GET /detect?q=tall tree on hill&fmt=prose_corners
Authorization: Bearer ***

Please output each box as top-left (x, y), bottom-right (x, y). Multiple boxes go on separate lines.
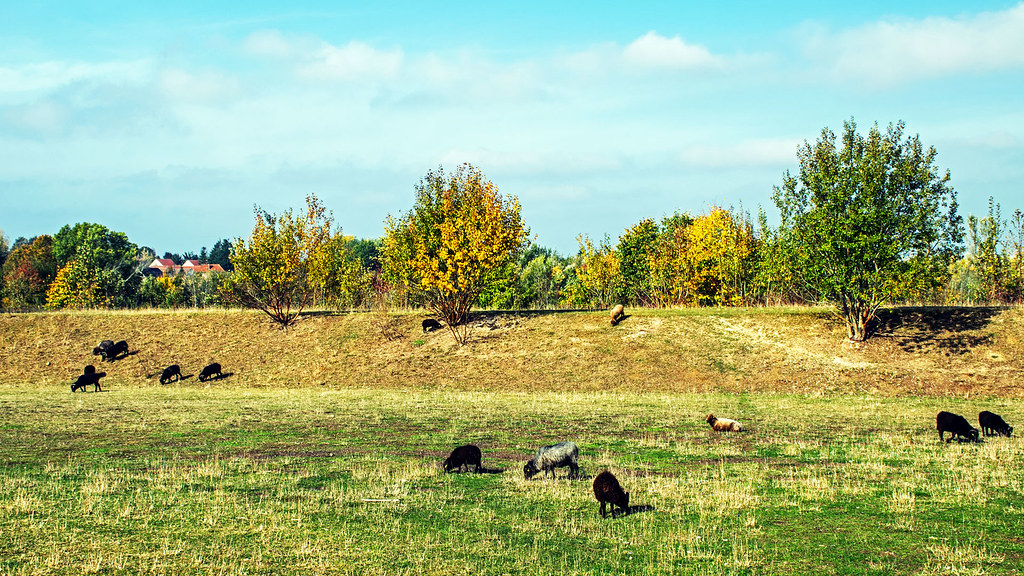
top-left (773, 119), bottom-right (963, 341)
top-left (47, 223), bottom-right (141, 308)
top-left (226, 195), bottom-right (351, 328)
top-left (381, 163), bottom-right (529, 344)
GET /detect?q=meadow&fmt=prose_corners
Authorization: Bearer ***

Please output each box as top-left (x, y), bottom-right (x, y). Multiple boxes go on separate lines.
top-left (1, 308), bottom-right (1023, 574)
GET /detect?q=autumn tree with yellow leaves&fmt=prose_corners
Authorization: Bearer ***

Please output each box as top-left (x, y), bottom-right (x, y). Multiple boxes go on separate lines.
top-left (381, 164), bottom-right (529, 344)
top-left (227, 195), bottom-right (351, 328)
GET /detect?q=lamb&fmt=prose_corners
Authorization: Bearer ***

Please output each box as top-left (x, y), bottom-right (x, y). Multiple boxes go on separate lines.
top-left (609, 304), bottom-right (625, 326)
top-left (71, 365), bottom-right (106, 392)
top-left (937, 411), bottom-right (979, 443)
top-left (443, 444), bottom-right (482, 473)
top-left (159, 364), bottom-right (182, 385)
top-left (523, 441), bottom-right (579, 480)
top-left (198, 362), bottom-right (222, 382)
top-left (979, 411), bottom-right (1013, 438)
top-left (593, 470), bottom-right (630, 518)
top-left (706, 413), bottom-right (744, 432)
top-left (422, 318), bottom-right (443, 333)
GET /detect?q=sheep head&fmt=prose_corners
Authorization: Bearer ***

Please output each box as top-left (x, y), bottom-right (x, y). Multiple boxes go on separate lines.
top-left (523, 462), bottom-right (539, 479)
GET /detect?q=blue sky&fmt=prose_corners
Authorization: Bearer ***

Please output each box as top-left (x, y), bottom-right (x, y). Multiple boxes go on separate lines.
top-left (2, 1), bottom-right (1023, 255)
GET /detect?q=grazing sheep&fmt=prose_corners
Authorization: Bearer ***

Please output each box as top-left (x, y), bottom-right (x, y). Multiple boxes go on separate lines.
top-left (105, 340), bottom-right (129, 361)
top-left (71, 366), bottom-right (106, 392)
top-left (422, 318), bottom-right (443, 333)
top-left (523, 441), bottom-right (579, 480)
top-left (593, 470), bottom-right (630, 518)
top-left (979, 411), bottom-right (1013, 438)
top-left (706, 413), bottom-right (744, 432)
top-left (159, 364), bottom-right (182, 385)
top-left (609, 304), bottom-right (625, 326)
top-left (92, 340), bottom-right (114, 357)
top-left (443, 445), bottom-right (482, 473)
top-left (937, 411), bottom-right (979, 443)
top-left (198, 362), bottom-right (222, 382)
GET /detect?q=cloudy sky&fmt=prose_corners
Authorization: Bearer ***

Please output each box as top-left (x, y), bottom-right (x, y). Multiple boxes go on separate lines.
top-left (2, 1), bottom-right (1022, 255)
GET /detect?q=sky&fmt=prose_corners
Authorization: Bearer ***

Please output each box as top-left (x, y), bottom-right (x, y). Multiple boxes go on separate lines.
top-left (1, 1), bottom-right (1022, 256)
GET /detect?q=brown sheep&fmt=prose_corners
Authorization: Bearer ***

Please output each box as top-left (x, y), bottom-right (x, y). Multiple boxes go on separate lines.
top-left (706, 413), bottom-right (743, 432)
top-left (609, 304), bottom-right (625, 326)
top-left (593, 470), bottom-right (630, 518)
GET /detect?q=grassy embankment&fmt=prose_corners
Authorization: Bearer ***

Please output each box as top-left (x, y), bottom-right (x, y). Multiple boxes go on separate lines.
top-left (1, 307), bottom-right (1023, 575)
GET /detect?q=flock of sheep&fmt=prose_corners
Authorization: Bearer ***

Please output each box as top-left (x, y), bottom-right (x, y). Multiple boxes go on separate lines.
top-left (937, 409), bottom-right (1014, 441)
top-left (69, 339), bottom-right (225, 392)
top-left (444, 404), bottom-right (1016, 519)
top-left (442, 413), bottom-right (748, 519)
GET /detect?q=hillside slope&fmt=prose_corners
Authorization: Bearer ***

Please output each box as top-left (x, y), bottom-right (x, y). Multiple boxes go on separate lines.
top-left (2, 306), bottom-right (1022, 396)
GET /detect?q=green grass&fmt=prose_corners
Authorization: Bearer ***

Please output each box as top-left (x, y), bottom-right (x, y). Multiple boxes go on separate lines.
top-left (2, 386), bottom-right (1022, 575)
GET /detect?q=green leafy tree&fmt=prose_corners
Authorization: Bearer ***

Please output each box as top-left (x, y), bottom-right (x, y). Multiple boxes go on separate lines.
top-left (380, 163), bottom-right (529, 344)
top-left (617, 218), bottom-right (658, 306)
top-left (773, 119), bottom-right (963, 341)
top-left (48, 223), bottom-right (141, 308)
top-left (227, 195), bottom-right (352, 328)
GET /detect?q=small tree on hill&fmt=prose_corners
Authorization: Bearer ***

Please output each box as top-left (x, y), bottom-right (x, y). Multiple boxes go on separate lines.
top-left (227, 195), bottom-right (350, 328)
top-left (773, 119), bottom-right (963, 341)
top-left (381, 163), bottom-right (529, 344)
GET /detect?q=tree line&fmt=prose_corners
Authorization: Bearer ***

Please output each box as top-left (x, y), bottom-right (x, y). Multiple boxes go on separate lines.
top-left (2, 119), bottom-right (1023, 342)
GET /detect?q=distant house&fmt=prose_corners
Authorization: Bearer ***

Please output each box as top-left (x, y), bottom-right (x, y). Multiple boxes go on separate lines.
top-left (145, 258), bottom-right (226, 277)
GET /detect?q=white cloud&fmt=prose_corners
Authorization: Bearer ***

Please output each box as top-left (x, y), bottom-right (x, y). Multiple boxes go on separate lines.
top-left (623, 31), bottom-right (723, 70)
top-left (0, 60), bottom-right (151, 103)
top-left (680, 139), bottom-right (802, 168)
top-left (805, 3), bottom-right (1024, 85)
top-left (242, 29), bottom-right (295, 59)
top-left (159, 69), bottom-right (240, 103)
top-left (3, 100), bottom-right (68, 135)
top-left (297, 41), bottom-right (403, 82)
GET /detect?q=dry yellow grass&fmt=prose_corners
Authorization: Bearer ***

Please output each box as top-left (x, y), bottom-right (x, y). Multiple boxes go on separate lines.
top-left (2, 305), bottom-right (1022, 396)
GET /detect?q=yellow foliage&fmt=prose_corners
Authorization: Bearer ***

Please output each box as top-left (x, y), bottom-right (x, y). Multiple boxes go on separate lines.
top-left (650, 207), bottom-right (756, 306)
top-left (381, 164), bottom-right (529, 341)
top-left (228, 195), bottom-right (351, 327)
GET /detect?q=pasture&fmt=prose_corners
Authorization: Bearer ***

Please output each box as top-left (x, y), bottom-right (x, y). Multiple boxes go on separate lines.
top-left (2, 307), bottom-right (1023, 574)
top-left (2, 386), bottom-right (1022, 575)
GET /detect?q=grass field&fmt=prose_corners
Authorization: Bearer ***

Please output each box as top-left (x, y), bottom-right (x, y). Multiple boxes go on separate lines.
top-left (2, 308), bottom-right (1023, 574)
top-left (2, 386), bottom-right (1022, 575)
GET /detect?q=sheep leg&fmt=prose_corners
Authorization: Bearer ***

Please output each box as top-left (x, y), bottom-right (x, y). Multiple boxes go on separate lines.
top-left (600, 501), bottom-right (606, 518)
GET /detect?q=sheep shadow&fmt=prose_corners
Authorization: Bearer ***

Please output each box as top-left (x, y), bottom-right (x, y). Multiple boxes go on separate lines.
top-left (200, 372), bottom-right (233, 383)
top-left (870, 306), bottom-right (1002, 354)
top-left (613, 504), bottom-right (656, 518)
top-left (107, 350), bottom-right (139, 362)
top-left (445, 466), bottom-right (505, 475)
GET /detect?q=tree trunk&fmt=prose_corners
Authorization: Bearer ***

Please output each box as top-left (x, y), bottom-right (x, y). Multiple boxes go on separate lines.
top-left (839, 295), bottom-right (873, 342)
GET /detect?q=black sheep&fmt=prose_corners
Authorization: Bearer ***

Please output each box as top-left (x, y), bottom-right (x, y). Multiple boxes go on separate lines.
top-left (422, 318), bottom-right (443, 333)
top-left (979, 411), bottom-right (1013, 438)
top-left (160, 364), bottom-right (182, 385)
top-left (103, 340), bottom-right (129, 361)
top-left (92, 340), bottom-right (114, 357)
top-left (443, 445), bottom-right (482, 473)
top-left (937, 411), bottom-right (979, 443)
top-left (593, 470), bottom-right (630, 518)
top-left (198, 362), bottom-right (222, 382)
top-left (71, 366), bottom-right (106, 392)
